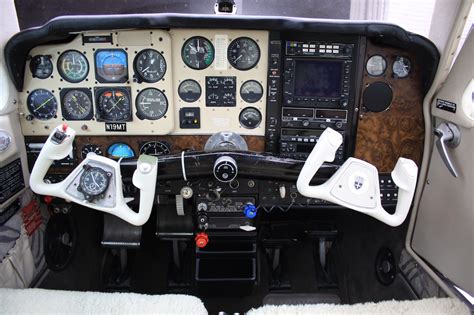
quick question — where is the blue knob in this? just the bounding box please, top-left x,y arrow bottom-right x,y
243,204 -> 257,219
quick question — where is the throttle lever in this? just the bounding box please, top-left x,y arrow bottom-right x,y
297,128 -> 418,227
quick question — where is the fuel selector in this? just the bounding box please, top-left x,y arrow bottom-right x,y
213,156 -> 238,182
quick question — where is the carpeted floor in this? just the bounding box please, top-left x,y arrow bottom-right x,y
38,205 -> 421,314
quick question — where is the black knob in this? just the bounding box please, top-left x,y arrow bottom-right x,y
335,121 -> 343,129
197,213 -> 208,225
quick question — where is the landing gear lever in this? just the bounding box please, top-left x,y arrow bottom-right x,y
297,128 -> 418,227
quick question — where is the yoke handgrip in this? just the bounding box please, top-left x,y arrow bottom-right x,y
29,124 -> 158,226
297,128 -> 418,227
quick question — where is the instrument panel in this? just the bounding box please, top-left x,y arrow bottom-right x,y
19,29 -> 268,136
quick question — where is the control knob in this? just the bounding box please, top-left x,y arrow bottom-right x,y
213,156 -> 238,183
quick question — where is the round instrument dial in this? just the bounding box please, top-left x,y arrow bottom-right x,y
79,166 -> 110,199
181,36 -> 214,70
80,144 -> 103,159
96,88 -> 131,121
392,56 -> 411,78
58,50 -> 89,83
239,107 -> 262,129
95,49 -> 128,83
136,88 -> 168,120
366,55 -> 387,76
30,55 -> 53,79
134,49 -> 167,83
139,141 -> 171,156
240,80 -> 263,103
178,79 -> 202,102
27,89 -> 57,120
227,37 -> 260,70
61,89 -> 93,120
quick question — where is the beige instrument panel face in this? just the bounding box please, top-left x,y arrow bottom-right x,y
19,29 -> 269,136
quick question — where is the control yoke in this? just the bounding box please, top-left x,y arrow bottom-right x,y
297,128 -> 418,227
29,124 -> 157,226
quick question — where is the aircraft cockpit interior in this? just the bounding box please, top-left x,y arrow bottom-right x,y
0,0 -> 472,314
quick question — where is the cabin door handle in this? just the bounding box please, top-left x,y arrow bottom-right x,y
433,122 -> 461,178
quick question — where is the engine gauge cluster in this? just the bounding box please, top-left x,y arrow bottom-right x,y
205,76 -> 236,107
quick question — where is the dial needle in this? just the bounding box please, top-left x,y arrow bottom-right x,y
141,66 -> 150,73
34,96 -> 54,112
91,174 -> 99,188
107,97 -> 124,112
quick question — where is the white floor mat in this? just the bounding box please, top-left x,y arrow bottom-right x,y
0,288 -> 207,314
248,297 -> 470,315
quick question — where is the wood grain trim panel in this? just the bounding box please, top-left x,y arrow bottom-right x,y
74,135 -> 265,161
354,39 -> 425,172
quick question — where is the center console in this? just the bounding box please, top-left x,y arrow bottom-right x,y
266,34 -> 363,162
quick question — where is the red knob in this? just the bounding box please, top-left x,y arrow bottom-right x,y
62,123 -> 68,132
43,195 -> 54,204
195,232 -> 209,248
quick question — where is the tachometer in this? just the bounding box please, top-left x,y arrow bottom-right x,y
392,56 -> 411,78
95,49 -> 128,83
61,88 -> 93,120
27,89 -> 57,120
135,88 -> 168,120
227,37 -> 260,70
30,55 -> 53,79
240,80 -> 263,103
366,55 -> 387,76
133,49 -> 167,83
181,36 -> 214,70
178,79 -> 202,102
95,87 -> 131,121
139,141 -> 171,156
58,50 -> 89,83
239,107 -> 262,129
